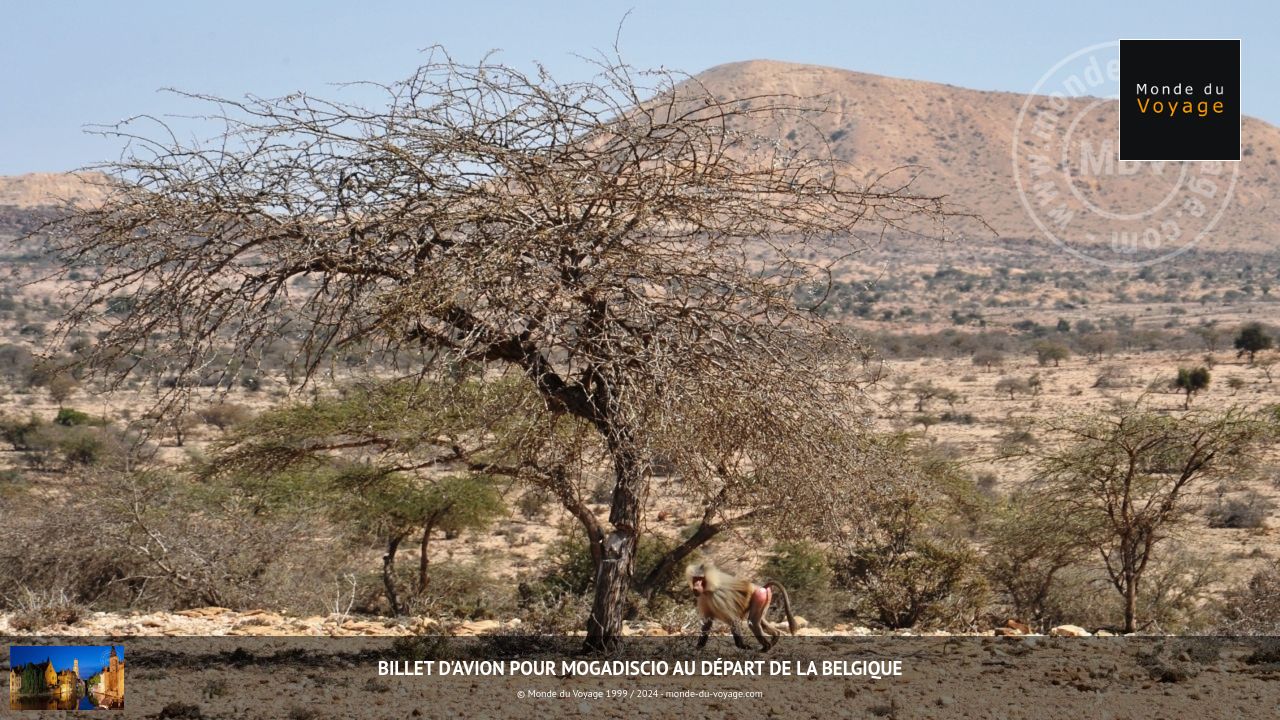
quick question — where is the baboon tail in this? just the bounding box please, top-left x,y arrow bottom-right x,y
766,581 -> 798,635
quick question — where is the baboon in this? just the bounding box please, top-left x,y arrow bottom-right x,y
686,560 -> 797,651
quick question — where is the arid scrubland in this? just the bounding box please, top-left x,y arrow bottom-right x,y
1,197 -> 1278,640
2,57 -> 1280,643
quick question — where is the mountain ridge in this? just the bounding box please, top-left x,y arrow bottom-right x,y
687,60 -> 1280,254
7,60 -> 1279,254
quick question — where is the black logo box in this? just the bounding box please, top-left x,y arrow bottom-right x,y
1120,39 -> 1241,161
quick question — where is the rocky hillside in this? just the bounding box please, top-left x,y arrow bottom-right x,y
690,60 -> 1280,252
0,172 -> 111,209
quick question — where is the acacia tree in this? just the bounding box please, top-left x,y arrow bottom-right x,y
323,466 -> 502,615
1174,366 -> 1210,409
1234,322 -> 1273,364
48,51 -> 961,649
1033,404 -> 1271,633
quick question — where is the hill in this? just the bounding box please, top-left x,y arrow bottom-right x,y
6,61 -> 1280,254
690,60 -> 1280,253
0,172 -> 111,209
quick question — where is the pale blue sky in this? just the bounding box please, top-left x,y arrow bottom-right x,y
1,0 -> 1274,173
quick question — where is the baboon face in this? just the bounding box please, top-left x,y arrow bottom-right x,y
690,575 -> 705,594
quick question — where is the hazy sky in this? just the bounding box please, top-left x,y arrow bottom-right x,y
2,0 -> 1274,173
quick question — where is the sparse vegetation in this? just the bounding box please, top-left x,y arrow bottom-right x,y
1,53 -> 1279,644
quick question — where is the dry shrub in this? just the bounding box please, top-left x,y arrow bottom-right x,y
1216,561 -> 1280,635
8,588 -> 84,631
409,560 -> 514,621
1036,547 -> 1216,632
514,592 -> 591,635
1034,566 -> 1116,630
0,468 -> 356,615
196,402 -> 252,430
1205,490 -> 1274,529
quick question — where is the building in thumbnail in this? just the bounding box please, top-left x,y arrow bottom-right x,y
99,646 -> 124,703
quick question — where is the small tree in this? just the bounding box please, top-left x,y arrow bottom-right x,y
1032,340 -> 1070,367
414,475 -> 505,593
1255,355 -> 1276,383
971,349 -> 1004,372
1174,366 -> 1211,409
167,412 -> 199,448
46,373 -> 77,408
1234,322 -> 1273,364
1191,324 -> 1223,353
1034,404 -> 1271,632
323,467 -> 502,615
994,376 -> 1030,400
911,381 -> 959,412
912,413 -> 939,435
1078,332 -> 1117,362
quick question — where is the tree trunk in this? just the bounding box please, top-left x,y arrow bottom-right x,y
1123,577 -> 1138,634
635,521 -> 721,599
383,533 -> 405,616
418,521 -> 434,595
584,441 -> 644,651
545,466 -> 605,568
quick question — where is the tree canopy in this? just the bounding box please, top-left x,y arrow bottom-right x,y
47,50 -> 967,648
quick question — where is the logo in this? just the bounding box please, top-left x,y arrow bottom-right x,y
1120,39 -> 1241,161
1012,41 -> 1239,268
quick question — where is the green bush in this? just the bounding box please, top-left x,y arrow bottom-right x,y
525,527 -> 683,616
2,415 -> 124,469
57,427 -> 113,466
762,541 -> 836,625
635,534 -> 681,592
415,560 -> 512,620
837,537 -> 985,629
632,533 -> 684,615
55,407 -> 102,427
516,487 -> 553,519
763,541 -> 832,593
539,528 -> 597,597
831,442 -> 989,630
